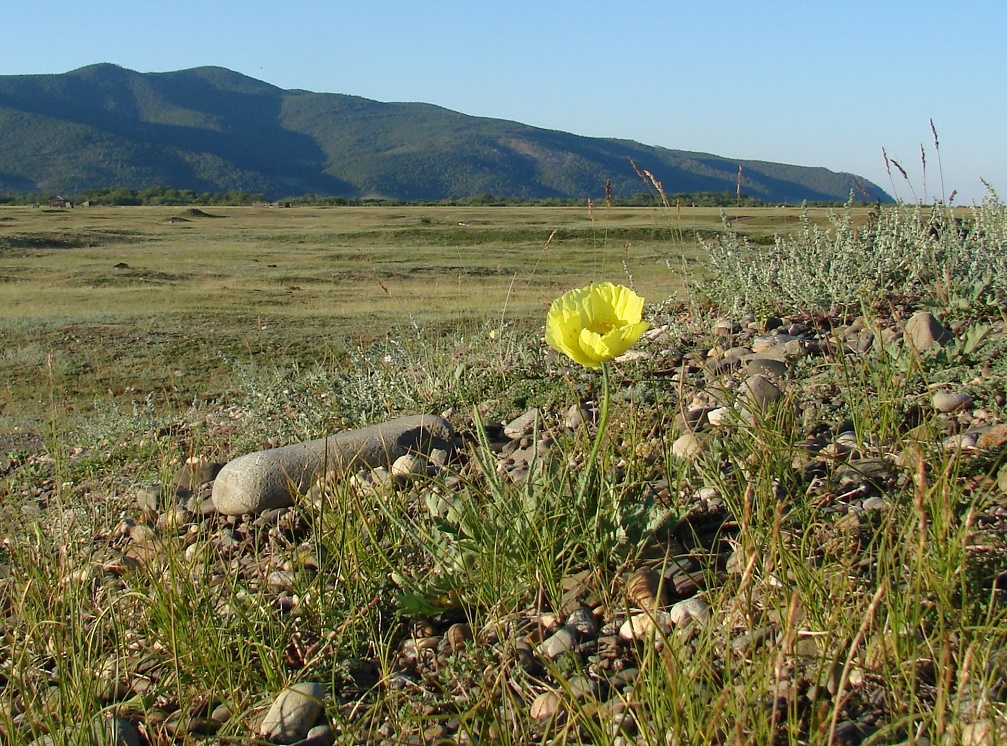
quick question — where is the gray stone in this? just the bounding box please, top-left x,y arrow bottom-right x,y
259,681 -> 326,744
212,415 -> 453,515
741,374 -> 782,409
905,311 -> 954,351
933,392 -> 972,413
136,484 -> 162,513
669,597 -> 711,625
744,357 -> 790,379
538,626 -> 577,659
504,408 -> 539,439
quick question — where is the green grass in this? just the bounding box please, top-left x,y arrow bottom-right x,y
2,200 -> 1006,744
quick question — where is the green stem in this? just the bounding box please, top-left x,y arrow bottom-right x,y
579,363 -> 610,500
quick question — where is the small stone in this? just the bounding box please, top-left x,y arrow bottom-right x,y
504,408 -> 539,439
530,691 -> 563,721
861,496 -> 887,511
302,724 -> 336,745
706,407 -> 730,427
391,454 -> 426,479
905,311 -> 953,351
961,720 -> 995,746
136,484 -> 162,513
174,460 -> 224,490
744,357 -> 790,379
672,433 -> 705,460
567,675 -> 598,700
669,597 -> 711,625
933,392 -> 972,413
564,403 -> 590,430
618,612 -> 672,641
943,432 -> 978,452
741,374 -> 782,409
445,623 -> 472,652
977,423 -> 1007,449
259,682 -> 326,744
31,716 -> 141,746
565,606 -> 599,638
538,626 -> 577,659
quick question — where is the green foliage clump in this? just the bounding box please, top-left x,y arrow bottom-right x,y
697,190 -> 1007,318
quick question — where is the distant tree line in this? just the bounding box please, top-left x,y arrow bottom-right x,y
0,185 -> 870,209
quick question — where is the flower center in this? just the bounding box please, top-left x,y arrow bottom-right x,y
586,319 -> 619,335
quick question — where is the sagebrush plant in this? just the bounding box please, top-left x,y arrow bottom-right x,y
698,188 -> 1007,319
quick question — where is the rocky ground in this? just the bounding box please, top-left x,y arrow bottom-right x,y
3,305 -> 1007,745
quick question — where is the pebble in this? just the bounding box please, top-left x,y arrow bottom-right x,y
530,691 -> 563,721
672,433 -> 705,460
538,626 -> 577,659
30,716 -> 142,746
669,597 -> 711,625
743,357 -> 790,379
259,681 -> 326,743
905,311 -> 954,350
619,612 -> 672,641
741,374 -> 782,409
504,408 -> 539,439
933,391 -> 972,413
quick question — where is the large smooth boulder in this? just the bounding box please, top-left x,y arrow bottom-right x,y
212,414 -> 453,515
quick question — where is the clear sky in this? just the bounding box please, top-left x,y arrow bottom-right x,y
5,1 -> 1004,203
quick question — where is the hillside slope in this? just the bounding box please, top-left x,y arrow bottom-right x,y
0,64 -> 890,203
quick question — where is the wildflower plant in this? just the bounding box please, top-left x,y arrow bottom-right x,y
546,282 -> 649,491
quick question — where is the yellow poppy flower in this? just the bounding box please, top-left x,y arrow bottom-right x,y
546,283 -> 650,368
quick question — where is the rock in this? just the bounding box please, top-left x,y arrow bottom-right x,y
301,724 -> 336,745
618,612 -> 672,641
563,403 -> 591,430
136,484 -> 162,513
390,454 -> 426,479
565,606 -> 599,638
445,623 -> 472,652
626,568 -> 667,611
530,690 -> 563,721
174,459 -> 224,490
741,374 -> 782,409
932,392 -> 972,413
905,311 -> 953,351
961,720 -> 995,746
212,415 -> 453,515
672,433 -> 705,460
504,408 -> 539,439
538,626 -> 577,659
943,432 -> 978,452
259,681 -> 326,744
674,405 -> 717,433
669,597 -> 711,625
977,423 -> 1007,449
744,357 -> 790,379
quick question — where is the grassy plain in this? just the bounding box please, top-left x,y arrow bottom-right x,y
0,203 -> 843,423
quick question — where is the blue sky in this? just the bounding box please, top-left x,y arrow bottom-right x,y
6,1 -> 1004,203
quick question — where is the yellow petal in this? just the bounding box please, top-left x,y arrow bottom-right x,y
546,283 -> 648,368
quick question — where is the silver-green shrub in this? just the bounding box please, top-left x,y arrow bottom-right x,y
698,189 -> 1007,318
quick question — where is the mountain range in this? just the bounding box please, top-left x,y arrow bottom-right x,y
0,64 -> 890,203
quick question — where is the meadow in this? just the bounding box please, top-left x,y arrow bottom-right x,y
2,198 -> 1006,746
0,203 -> 819,424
